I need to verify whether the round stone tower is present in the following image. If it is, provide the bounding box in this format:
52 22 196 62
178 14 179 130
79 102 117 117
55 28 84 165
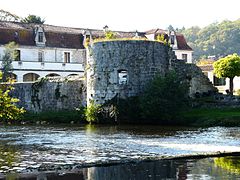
86 40 170 105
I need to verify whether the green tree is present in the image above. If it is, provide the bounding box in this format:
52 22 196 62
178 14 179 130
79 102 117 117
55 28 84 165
1 42 18 82
0 72 25 122
140 72 189 123
21 15 45 24
156 34 168 45
213 54 240 95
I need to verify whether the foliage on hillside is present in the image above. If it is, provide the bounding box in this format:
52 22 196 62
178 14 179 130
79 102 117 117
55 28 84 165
179 19 240 61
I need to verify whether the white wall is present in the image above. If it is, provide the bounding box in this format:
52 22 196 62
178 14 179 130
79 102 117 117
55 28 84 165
174 50 193 63
205 71 240 93
0 45 86 82
0 45 86 63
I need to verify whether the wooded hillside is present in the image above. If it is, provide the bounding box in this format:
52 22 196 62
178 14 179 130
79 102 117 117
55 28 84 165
179 19 240 61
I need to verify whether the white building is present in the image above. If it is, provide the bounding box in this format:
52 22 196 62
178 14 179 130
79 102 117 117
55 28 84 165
0 21 86 82
145 29 193 63
199 64 240 94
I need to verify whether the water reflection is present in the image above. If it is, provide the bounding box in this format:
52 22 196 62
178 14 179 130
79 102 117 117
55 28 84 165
0 143 20 173
214 156 240 174
0 126 240 175
3 157 240 180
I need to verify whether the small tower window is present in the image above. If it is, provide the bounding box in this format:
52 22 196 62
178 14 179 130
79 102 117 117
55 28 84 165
118 70 128 85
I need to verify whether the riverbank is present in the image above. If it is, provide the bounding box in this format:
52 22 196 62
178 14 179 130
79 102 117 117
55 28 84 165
181 107 240 127
17 107 240 127
20 110 86 125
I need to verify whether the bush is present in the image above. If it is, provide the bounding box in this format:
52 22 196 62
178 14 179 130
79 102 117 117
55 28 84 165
84 100 101 124
101 71 189 124
139 72 189 124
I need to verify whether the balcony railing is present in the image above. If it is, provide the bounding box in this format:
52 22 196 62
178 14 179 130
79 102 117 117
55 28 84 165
0 61 84 72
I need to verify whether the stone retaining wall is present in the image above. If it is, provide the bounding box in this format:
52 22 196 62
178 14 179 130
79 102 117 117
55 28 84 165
12 77 86 112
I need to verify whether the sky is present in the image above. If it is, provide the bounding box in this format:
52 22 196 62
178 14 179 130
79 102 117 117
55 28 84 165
1 0 240 32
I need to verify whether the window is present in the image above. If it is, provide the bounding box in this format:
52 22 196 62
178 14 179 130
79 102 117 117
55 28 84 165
213 76 226 86
182 54 188 61
38 51 44 62
23 73 40 82
14 50 20 61
118 70 128 85
64 52 70 63
38 32 44 42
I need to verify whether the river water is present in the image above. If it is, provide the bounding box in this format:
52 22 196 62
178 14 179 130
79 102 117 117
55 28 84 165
0 125 240 179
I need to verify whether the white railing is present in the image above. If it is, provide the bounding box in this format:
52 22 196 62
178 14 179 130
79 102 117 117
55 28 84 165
0 61 84 72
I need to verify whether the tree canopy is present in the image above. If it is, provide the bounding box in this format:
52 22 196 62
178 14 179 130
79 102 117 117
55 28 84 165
21 15 45 24
213 54 240 95
179 19 240 61
0 72 25 122
1 42 18 82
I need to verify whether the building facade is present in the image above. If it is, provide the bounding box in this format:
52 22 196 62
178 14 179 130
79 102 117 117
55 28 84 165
199 64 240 94
0 22 193 82
145 29 193 63
0 21 86 82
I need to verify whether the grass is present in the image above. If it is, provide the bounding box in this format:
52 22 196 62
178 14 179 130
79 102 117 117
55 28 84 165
180 107 240 127
93 38 167 45
20 110 86 124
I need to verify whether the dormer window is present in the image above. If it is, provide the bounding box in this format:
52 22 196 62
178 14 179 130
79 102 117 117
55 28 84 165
38 32 44 42
169 31 175 45
35 27 46 46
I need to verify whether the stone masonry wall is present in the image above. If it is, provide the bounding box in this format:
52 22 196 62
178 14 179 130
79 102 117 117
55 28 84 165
87 40 170 105
87 40 217 105
170 59 217 97
12 77 86 112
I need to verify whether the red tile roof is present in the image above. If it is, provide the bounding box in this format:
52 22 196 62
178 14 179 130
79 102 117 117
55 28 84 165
0 21 85 49
145 28 167 35
175 34 192 51
198 65 213 71
0 22 192 51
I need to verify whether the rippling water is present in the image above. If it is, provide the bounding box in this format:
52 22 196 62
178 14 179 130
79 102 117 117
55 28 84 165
0 125 240 177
